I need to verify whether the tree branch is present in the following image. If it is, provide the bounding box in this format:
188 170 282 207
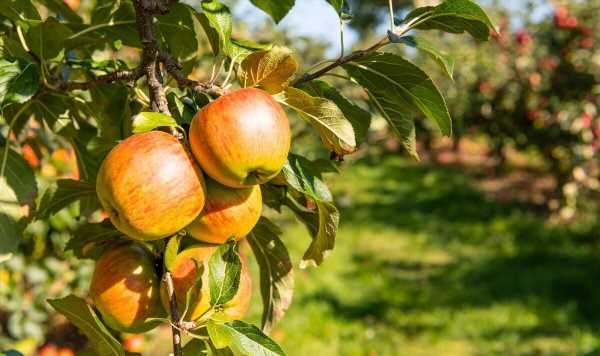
58 67 145 90
163 271 183 356
293 37 390 87
158 51 224 97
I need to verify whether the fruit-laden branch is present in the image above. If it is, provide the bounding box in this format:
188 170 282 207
163 271 183 356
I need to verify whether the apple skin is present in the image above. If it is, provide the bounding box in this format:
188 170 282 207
90 244 165 333
160 244 252 321
186 177 262 244
189 88 291 188
97 131 206 241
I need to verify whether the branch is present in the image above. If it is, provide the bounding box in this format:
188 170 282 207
158 51 224 97
133 0 171 114
293 37 390 87
58 67 145 91
163 271 183 356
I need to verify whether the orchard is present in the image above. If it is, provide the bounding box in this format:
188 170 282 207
0 0 497 355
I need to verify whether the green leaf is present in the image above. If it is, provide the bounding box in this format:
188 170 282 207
182 339 207 355
131 112 178 134
1 350 23 356
280 154 339 267
404 0 495 41
1 146 37 212
59 121 103 183
37 179 97 219
393 35 455 80
249 0 294 23
194 0 232 56
90 83 131 142
156 3 200 61
0 0 40 28
27 17 73 60
275 87 356 157
47 295 125 356
164 235 182 272
209 243 242 307
240 46 298 93
300 80 371 144
207 320 285 355
0 213 20 257
0 59 40 108
247 217 294 333
343 52 452 137
65 220 122 260
229 39 272 62
325 0 352 20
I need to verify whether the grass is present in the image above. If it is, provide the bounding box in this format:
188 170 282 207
242 156 600 356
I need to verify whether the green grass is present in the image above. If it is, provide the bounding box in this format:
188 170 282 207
243 156 600 356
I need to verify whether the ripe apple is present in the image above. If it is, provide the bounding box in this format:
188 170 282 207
90 243 164 332
186 177 262 244
96 131 206 241
39 344 58 356
63 0 80 11
160 244 252 321
189 88 291 188
123 334 145 353
57 347 75 356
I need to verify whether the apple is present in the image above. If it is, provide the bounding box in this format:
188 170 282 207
161 244 252 321
123 334 145 353
96 131 206 241
189 88 291 188
63 0 80 11
90 243 164 332
39 344 58 356
57 347 75 356
186 177 262 244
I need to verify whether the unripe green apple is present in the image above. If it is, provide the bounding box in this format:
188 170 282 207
96 131 206 240
186 177 262 244
189 88 291 188
160 244 252 321
90 244 164 332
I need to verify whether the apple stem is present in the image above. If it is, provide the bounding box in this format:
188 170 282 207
164 270 184 356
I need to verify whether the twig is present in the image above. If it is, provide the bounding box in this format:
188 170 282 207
293 37 390 87
158 51 224 97
164 271 183 356
58 67 145 90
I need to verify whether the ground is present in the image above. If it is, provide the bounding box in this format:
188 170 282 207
148 155 600 356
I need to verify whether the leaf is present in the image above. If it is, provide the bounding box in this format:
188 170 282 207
131 112 178 134
300 80 371 144
249 0 294 23
404 0 495 41
0 59 40 108
280 154 340 267
2 146 37 211
182 339 207 355
240 46 298 93
0 213 20 256
229 39 272 62
247 217 293 333
194 0 232 56
325 0 352 20
275 87 356 156
27 17 73 60
0 0 40 28
208 243 242 307
37 179 97 219
343 52 452 136
164 235 182 272
392 35 455 80
47 295 125 356
207 320 285 356
1 350 23 356
156 3 200 61
65 221 122 260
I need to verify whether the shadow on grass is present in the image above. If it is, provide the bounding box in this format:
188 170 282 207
303 157 600 346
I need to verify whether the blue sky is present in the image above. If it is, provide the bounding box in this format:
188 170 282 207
233 0 553 55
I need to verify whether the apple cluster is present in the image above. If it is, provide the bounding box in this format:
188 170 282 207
88 88 291 332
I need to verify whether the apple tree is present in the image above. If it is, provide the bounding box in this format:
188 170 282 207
0 0 494 355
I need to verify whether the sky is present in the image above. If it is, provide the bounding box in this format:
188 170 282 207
232 0 554 55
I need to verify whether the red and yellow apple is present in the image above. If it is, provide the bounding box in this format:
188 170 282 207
161 244 252 321
96 131 206 240
90 243 164 332
189 88 291 188
186 177 262 244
